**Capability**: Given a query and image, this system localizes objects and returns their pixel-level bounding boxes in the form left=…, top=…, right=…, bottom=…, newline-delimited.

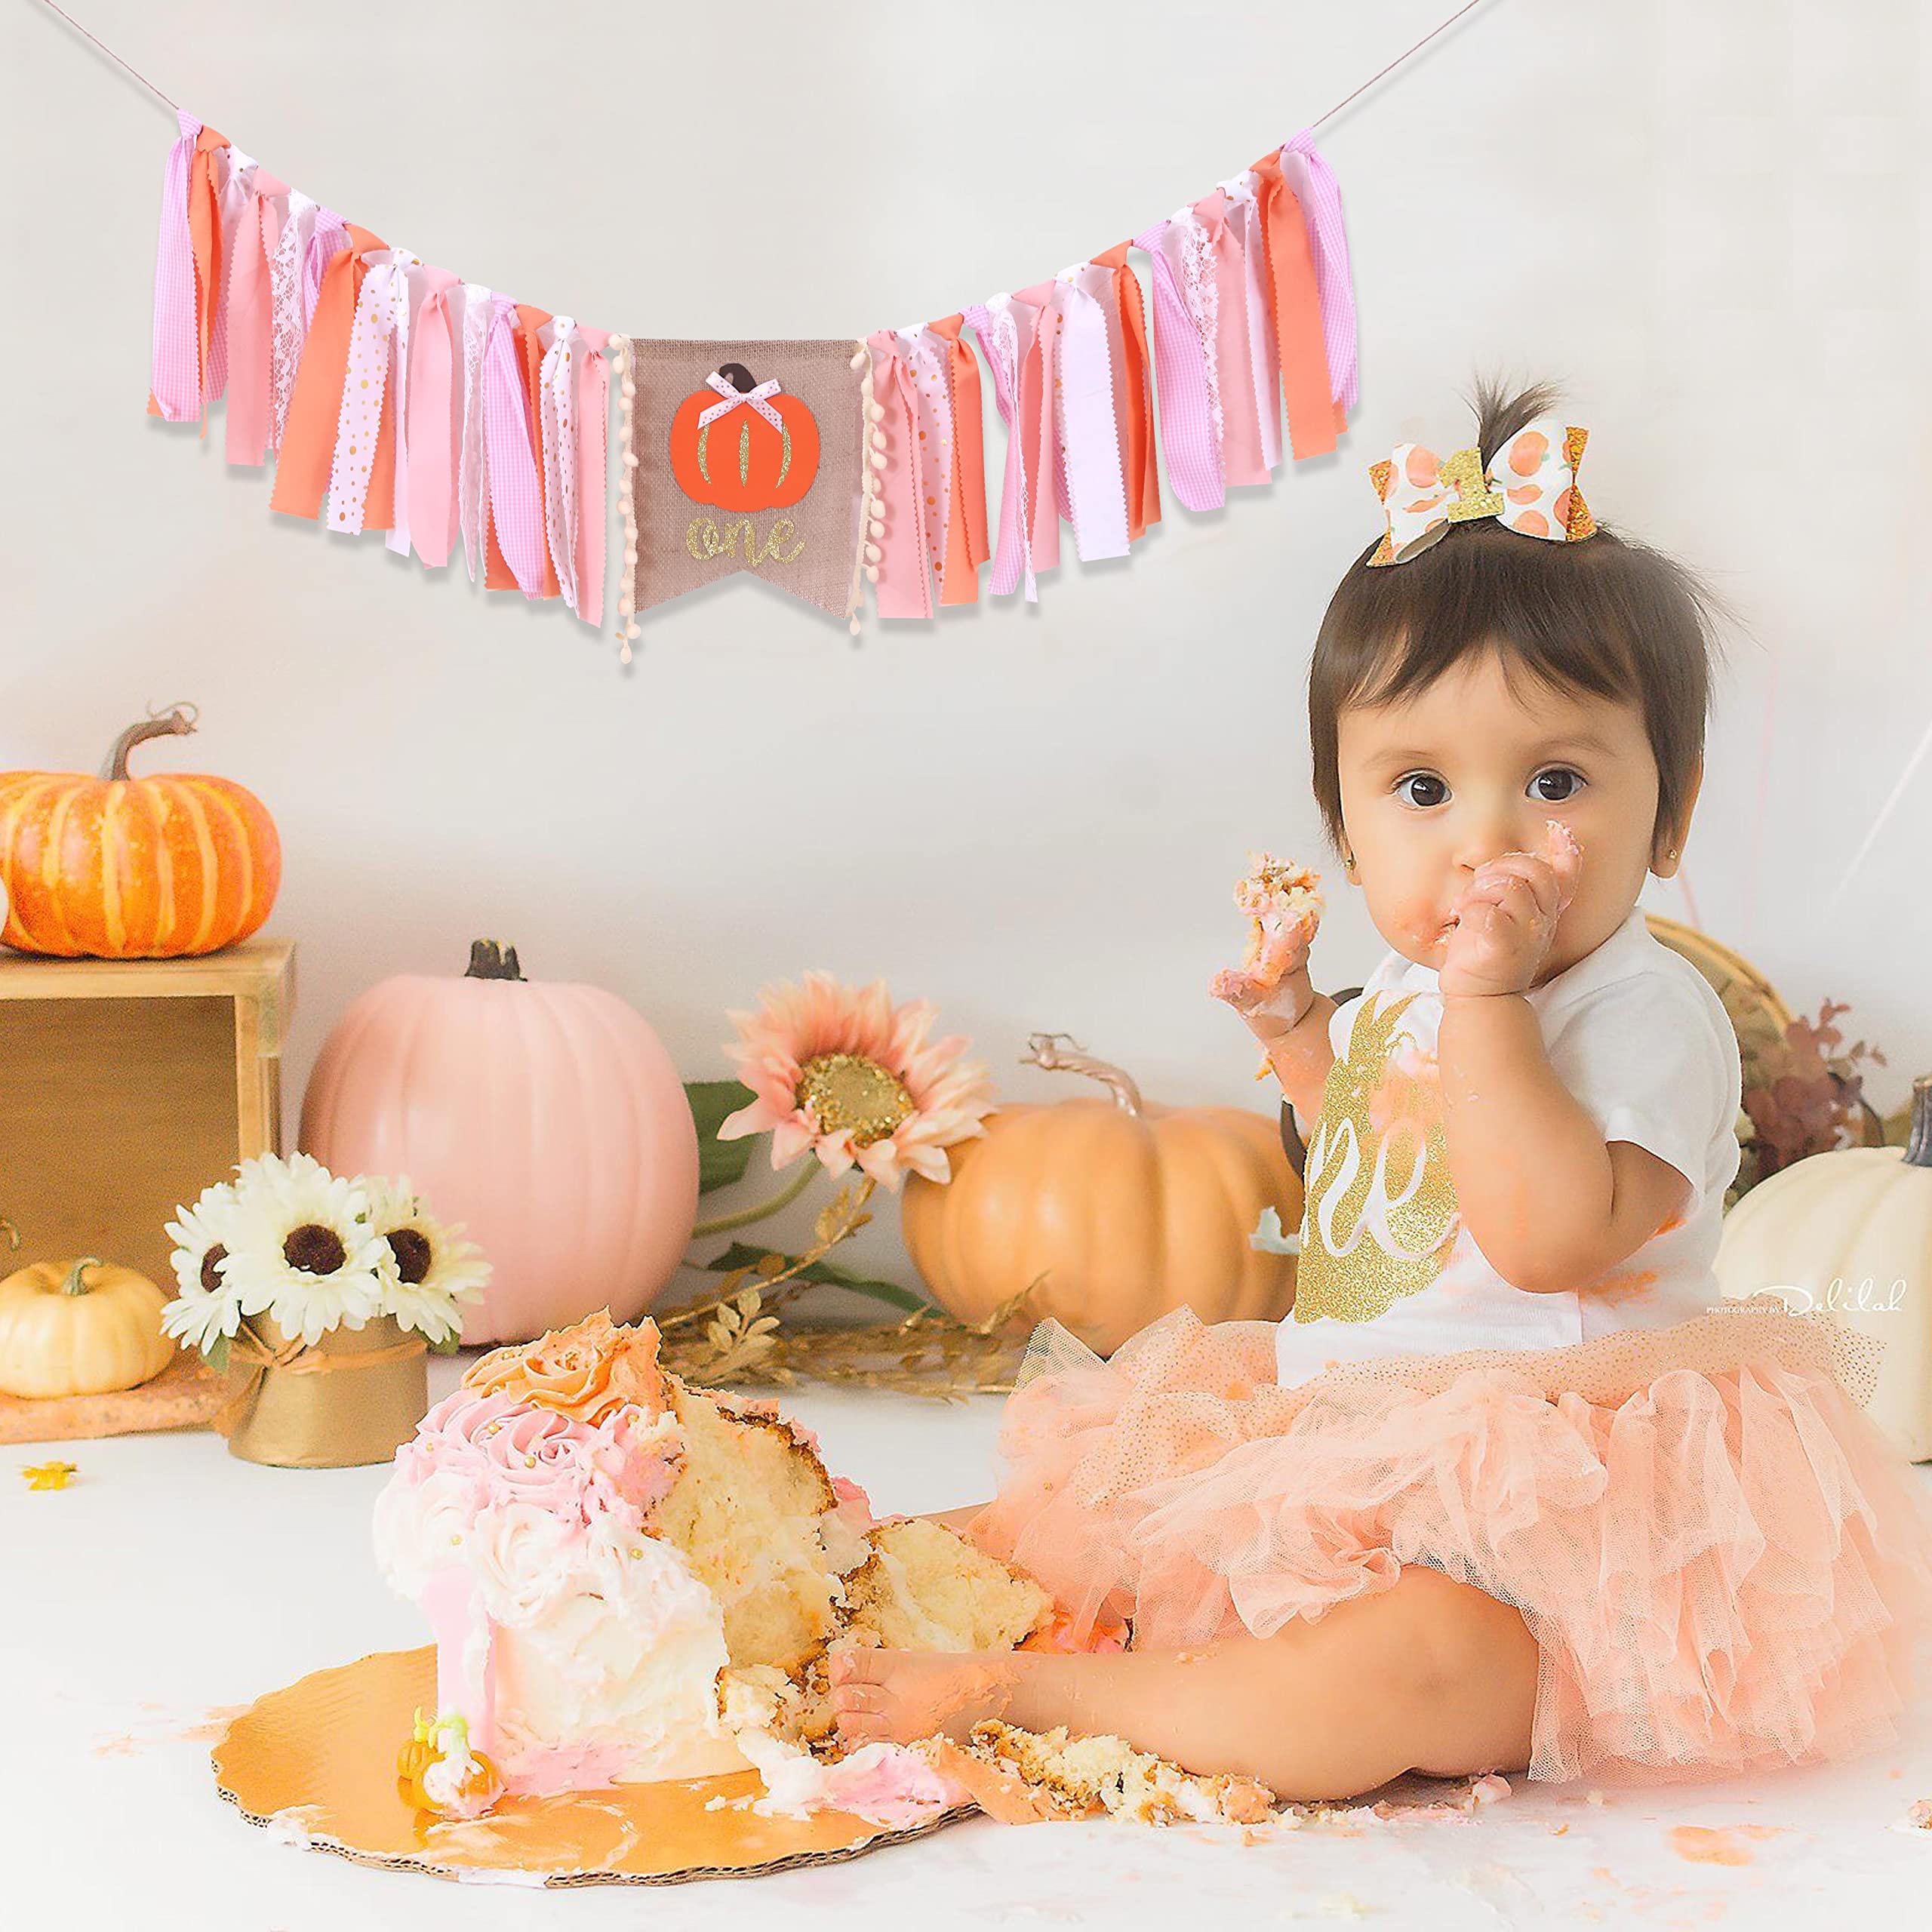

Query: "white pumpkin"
left=1716, top=1075, right=1932, bottom=1460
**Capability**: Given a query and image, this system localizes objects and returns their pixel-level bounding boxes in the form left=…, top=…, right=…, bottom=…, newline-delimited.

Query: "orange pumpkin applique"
left=669, top=363, right=820, bottom=512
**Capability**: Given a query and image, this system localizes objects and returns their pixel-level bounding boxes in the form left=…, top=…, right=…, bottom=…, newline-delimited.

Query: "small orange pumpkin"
left=397, top=1709, right=503, bottom=1817
left=902, top=1033, right=1302, bottom=1355
left=0, top=703, right=280, bottom=958
left=669, top=363, right=820, bottom=512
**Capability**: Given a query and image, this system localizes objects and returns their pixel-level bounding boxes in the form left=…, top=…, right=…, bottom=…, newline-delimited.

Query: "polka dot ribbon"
left=325, top=251, right=420, bottom=540
left=1367, top=420, right=1598, bottom=567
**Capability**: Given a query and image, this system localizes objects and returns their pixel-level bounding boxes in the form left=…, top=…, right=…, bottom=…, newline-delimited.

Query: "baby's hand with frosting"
left=1211, top=854, right=1324, bottom=1044
left=1438, top=820, right=1583, bottom=998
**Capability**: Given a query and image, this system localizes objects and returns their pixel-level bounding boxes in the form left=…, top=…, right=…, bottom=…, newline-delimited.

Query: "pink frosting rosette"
left=396, top=1385, right=680, bottom=1534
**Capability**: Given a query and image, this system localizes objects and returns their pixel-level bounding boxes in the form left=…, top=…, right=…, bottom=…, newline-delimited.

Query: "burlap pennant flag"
left=627, top=339, right=865, bottom=622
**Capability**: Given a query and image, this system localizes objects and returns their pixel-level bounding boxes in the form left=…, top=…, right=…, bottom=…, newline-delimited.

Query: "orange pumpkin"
left=901, top=1034, right=1302, bottom=1355
left=669, top=363, right=820, bottom=512
left=0, top=704, right=279, bottom=958
left=397, top=1710, right=503, bottom=1817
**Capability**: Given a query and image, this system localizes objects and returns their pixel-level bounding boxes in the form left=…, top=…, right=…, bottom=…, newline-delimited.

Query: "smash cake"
left=373, top=1310, right=1054, bottom=1829
left=373, top=1309, right=1281, bottom=1834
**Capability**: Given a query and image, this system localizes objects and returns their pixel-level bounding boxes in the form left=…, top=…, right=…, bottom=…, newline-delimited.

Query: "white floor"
left=6, top=1352, right=1931, bottom=1931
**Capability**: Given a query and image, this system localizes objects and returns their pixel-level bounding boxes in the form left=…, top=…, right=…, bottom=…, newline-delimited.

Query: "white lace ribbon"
left=538, top=315, right=580, bottom=611
left=458, top=284, right=494, bottom=582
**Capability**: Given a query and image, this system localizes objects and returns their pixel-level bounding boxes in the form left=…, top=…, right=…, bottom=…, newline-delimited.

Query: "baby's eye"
left=1395, top=772, right=1449, bottom=809
left=1530, top=767, right=1586, bottom=803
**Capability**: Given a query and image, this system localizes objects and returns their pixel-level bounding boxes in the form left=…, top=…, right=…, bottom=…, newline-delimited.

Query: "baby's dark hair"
left=1309, top=377, right=1726, bottom=858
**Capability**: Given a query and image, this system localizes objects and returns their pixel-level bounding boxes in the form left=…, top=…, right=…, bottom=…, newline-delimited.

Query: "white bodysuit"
left=1274, top=904, right=1743, bottom=1391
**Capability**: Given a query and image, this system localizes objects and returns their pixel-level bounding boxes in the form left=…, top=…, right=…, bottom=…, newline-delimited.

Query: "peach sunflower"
left=716, top=973, right=995, bottom=1191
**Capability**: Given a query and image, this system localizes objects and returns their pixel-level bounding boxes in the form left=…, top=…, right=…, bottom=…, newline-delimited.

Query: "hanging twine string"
left=33, top=0, right=1494, bottom=157
left=34, top=0, right=179, bottom=109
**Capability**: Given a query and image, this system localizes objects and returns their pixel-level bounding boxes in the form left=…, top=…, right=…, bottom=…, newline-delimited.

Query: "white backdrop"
left=4, top=0, right=1928, bottom=1287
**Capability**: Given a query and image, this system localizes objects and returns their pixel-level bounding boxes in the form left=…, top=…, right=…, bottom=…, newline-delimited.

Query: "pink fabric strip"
left=964, top=297, right=1037, bottom=599
left=572, top=327, right=609, bottom=629
left=1219, top=174, right=1282, bottom=472
left=1283, top=129, right=1357, bottom=411
left=205, top=147, right=257, bottom=406
left=1014, top=281, right=1063, bottom=578
left=303, top=210, right=349, bottom=332
left=1196, top=191, right=1268, bottom=488
left=864, top=329, right=935, bottom=620
left=482, top=294, right=546, bottom=596
left=1132, top=220, right=1224, bottom=512
left=405, top=269, right=463, bottom=568
left=149, top=108, right=202, bottom=423
left=223, top=169, right=285, bottom=466
left=900, top=328, right=958, bottom=591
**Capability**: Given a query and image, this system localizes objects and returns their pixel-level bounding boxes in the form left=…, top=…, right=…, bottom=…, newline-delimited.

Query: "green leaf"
left=701, top=1243, right=933, bottom=1315
left=429, top=1331, right=463, bottom=1356
left=686, top=1080, right=761, bottom=1195
left=205, top=1334, right=231, bottom=1375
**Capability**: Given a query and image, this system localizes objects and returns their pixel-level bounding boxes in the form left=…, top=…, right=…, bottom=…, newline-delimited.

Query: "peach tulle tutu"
left=964, top=1299, right=1932, bottom=1787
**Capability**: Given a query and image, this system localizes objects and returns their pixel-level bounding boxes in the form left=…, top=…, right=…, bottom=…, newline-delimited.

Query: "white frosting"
left=374, top=1449, right=751, bottom=1789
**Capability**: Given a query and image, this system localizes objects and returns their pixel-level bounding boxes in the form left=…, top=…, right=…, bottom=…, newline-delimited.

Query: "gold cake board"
left=213, top=1646, right=977, bottom=1886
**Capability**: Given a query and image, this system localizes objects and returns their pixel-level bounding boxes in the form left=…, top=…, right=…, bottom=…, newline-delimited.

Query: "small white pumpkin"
left=1716, top=1075, right=1932, bottom=1460
left=0, top=1254, right=177, bottom=1399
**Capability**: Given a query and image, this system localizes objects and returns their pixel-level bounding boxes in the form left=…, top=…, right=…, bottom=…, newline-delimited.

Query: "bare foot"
left=826, top=1647, right=1022, bottom=1748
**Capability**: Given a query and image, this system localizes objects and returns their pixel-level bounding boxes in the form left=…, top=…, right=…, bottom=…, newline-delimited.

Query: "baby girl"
left=826, top=382, right=1932, bottom=1801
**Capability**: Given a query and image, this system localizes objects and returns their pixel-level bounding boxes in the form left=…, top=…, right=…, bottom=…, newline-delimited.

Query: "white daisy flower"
left=217, top=1153, right=387, bottom=1348
left=358, top=1173, right=491, bottom=1351
left=162, top=1182, right=249, bottom=1358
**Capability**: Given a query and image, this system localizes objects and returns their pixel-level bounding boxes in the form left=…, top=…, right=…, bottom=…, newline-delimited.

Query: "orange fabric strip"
left=928, top=312, right=989, bottom=606
left=269, top=223, right=386, bottom=519
left=1094, top=242, right=1161, bottom=540
left=1251, top=150, right=1338, bottom=463
left=515, top=303, right=561, bottom=599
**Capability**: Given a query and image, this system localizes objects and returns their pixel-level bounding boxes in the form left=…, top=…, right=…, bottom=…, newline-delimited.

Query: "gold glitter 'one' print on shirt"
left=1292, top=991, right=1462, bottom=1324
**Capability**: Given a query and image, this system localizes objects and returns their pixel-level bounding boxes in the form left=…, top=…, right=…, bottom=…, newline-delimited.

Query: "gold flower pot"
left=218, top=1312, right=428, bottom=1469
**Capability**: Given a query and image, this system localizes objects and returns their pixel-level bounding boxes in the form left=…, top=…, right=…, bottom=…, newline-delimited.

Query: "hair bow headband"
left=1367, top=417, right=1596, bottom=566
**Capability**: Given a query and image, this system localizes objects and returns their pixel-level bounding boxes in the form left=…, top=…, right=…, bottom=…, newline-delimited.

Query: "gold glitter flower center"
left=795, top=1052, right=914, bottom=1147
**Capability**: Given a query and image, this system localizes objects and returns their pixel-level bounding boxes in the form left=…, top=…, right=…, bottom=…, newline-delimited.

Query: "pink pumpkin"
left=298, top=940, right=699, bottom=1345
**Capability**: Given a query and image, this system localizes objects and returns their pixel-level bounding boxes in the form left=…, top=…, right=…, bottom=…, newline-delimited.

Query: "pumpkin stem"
left=715, top=362, right=757, bottom=394
left=61, top=1257, right=104, bottom=1297
left=465, top=940, right=525, bottom=982
left=1021, top=1032, right=1144, bottom=1116
left=102, top=702, right=200, bottom=782
left=1906, top=1075, right=1931, bottom=1169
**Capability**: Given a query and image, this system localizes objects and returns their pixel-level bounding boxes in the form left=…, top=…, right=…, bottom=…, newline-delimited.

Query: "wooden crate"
left=0, top=939, right=295, bottom=1293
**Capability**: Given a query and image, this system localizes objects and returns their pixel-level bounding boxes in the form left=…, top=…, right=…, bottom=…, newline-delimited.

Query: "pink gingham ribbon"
left=149, top=109, right=204, bottom=424
left=482, top=294, right=546, bottom=596
left=1133, top=219, right=1223, bottom=512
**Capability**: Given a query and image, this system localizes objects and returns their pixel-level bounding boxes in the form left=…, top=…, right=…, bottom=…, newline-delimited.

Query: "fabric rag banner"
left=140, top=106, right=1358, bottom=653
